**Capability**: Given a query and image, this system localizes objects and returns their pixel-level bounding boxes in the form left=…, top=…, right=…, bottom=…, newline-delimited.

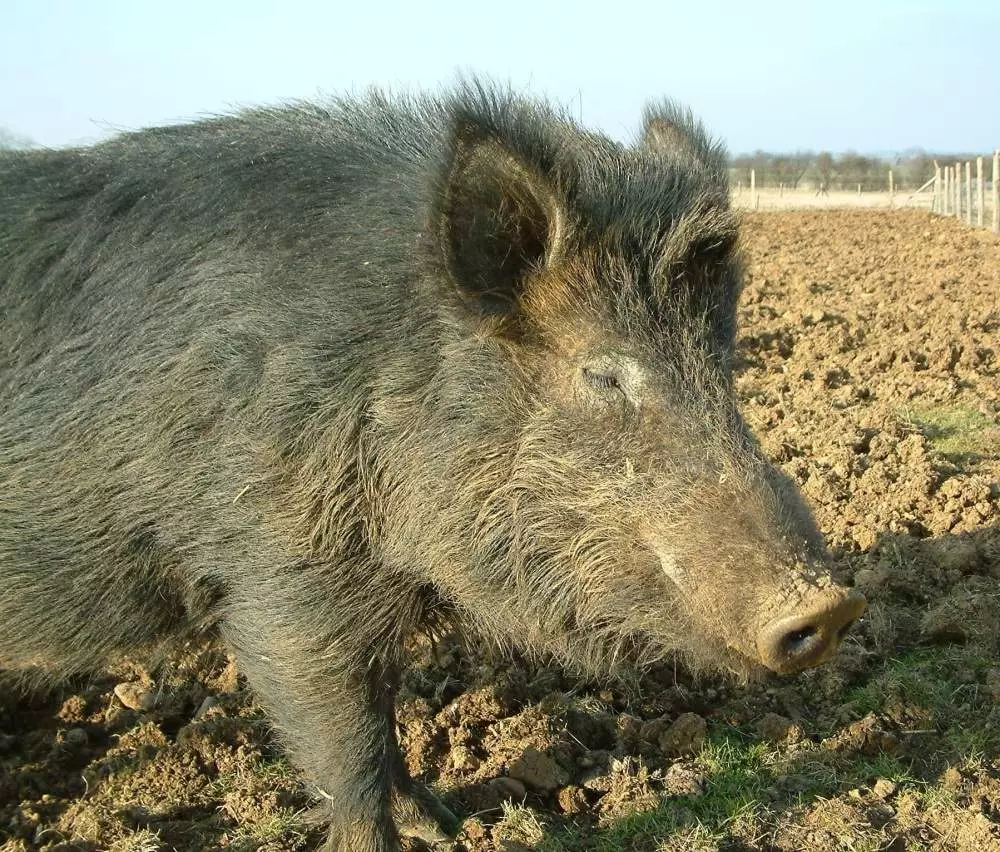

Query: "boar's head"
left=376, top=87, right=864, bottom=679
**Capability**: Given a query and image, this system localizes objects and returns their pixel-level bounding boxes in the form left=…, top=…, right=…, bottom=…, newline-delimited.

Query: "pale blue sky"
left=2, top=0, right=997, bottom=153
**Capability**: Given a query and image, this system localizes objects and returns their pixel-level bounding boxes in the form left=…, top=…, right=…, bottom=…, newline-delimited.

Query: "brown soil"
left=1, top=209, right=998, bottom=852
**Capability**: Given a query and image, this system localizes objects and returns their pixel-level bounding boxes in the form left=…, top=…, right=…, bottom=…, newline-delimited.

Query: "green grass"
left=108, top=829, right=165, bottom=852
left=526, top=645, right=999, bottom=851
left=228, top=810, right=308, bottom=845
left=209, top=754, right=301, bottom=794
left=846, top=647, right=999, bottom=765
left=845, top=647, right=995, bottom=723
left=900, top=405, right=999, bottom=463
left=530, top=736, right=790, bottom=850
left=495, top=801, right=549, bottom=846
left=209, top=755, right=310, bottom=846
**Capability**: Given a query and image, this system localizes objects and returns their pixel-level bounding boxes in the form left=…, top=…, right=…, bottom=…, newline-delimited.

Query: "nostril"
left=781, top=624, right=818, bottom=653
left=758, top=589, right=867, bottom=674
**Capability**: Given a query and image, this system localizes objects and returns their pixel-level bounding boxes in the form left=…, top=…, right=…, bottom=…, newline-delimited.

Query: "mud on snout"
left=751, top=579, right=866, bottom=674
left=672, top=564, right=868, bottom=678
left=646, top=487, right=867, bottom=679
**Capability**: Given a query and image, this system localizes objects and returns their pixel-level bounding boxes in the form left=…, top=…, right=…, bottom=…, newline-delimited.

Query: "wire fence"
left=731, top=151, right=999, bottom=232
left=932, top=152, right=1000, bottom=233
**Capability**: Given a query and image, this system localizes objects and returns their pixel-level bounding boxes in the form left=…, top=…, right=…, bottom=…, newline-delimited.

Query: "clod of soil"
left=756, top=711, right=803, bottom=744
left=507, top=747, right=568, bottom=793
left=112, top=682, right=155, bottom=712
left=657, top=712, right=708, bottom=757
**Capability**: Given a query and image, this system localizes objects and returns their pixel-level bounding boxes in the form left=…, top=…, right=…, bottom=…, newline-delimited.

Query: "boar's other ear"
left=641, top=101, right=729, bottom=186
left=436, top=122, right=567, bottom=317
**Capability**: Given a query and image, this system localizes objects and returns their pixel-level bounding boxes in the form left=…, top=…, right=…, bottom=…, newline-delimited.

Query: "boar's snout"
left=756, top=588, right=866, bottom=674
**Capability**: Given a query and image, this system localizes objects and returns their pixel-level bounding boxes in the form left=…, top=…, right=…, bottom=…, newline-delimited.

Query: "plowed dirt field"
left=2, top=209, right=998, bottom=852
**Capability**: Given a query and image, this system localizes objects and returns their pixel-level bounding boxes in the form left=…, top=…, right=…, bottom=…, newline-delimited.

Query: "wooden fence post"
left=934, top=163, right=941, bottom=214
left=993, top=150, right=999, bottom=234
left=888, top=169, right=894, bottom=206
left=949, top=166, right=955, bottom=216
left=955, top=161, right=962, bottom=219
left=965, top=162, right=972, bottom=225
left=944, top=166, right=950, bottom=215
left=977, top=157, right=984, bottom=227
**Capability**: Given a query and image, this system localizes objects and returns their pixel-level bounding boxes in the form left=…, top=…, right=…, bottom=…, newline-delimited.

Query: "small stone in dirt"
left=63, top=727, right=89, bottom=749
left=755, top=712, right=802, bottom=744
left=193, top=695, right=219, bottom=720
left=658, top=712, right=707, bottom=757
left=490, top=776, right=527, bottom=802
left=579, top=766, right=614, bottom=793
left=615, top=713, right=643, bottom=751
left=507, top=747, right=568, bottom=792
left=556, top=785, right=589, bottom=814
left=663, top=762, right=705, bottom=797
left=867, top=802, right=895, bottom=827
left=113, top=682, right=155, bottom=711
left=639, top=715, right=670, bottom=744
left=872, top=777, right=897, bottom=799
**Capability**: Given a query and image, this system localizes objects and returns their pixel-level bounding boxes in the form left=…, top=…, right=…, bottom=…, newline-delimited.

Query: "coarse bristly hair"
left=1, top=78, right=842, bottom=847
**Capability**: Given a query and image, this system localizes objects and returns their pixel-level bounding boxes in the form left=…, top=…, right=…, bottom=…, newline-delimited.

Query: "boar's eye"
left=583, top=367, right=621, bottom=392
left=580, top=359, right=641, bottom=408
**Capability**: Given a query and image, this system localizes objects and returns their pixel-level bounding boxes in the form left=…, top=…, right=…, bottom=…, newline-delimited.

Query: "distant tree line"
left=729, top=149, right=987, bottom=192
left=0, top=123, right=984, bottom=195
left=0, top=127, right=36, bottom=149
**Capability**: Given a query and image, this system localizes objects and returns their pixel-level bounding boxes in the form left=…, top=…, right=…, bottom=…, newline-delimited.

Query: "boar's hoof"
left=393, top=781, right=460, bottom=843
left=757, top=588, right=866, bottom=674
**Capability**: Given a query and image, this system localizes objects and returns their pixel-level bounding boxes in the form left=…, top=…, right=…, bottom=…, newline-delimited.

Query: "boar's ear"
left=436, top=122, right=567, bottom=317
left=641, top=102, right=729, bottom=186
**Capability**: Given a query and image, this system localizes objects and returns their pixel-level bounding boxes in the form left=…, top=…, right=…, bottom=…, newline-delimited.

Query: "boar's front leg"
left=388, top=692, right=460, bottom=843
left=220, top=585, right=405, bottom=851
